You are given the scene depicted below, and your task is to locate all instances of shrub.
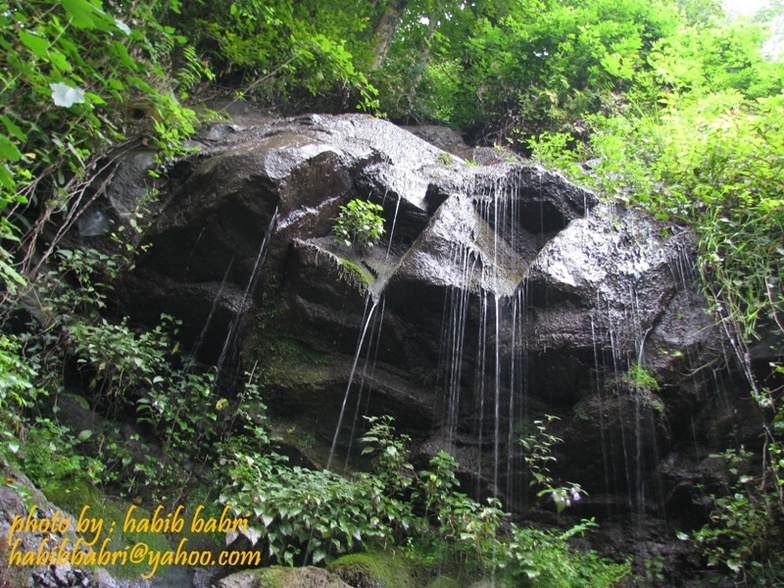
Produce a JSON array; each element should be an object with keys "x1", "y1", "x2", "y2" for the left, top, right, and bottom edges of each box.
[{"x1": 332, "y1": 198, "x2": 385, "y2": 249}]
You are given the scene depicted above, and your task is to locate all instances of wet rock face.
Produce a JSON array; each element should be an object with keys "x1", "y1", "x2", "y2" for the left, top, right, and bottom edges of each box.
[{"x1": 113, "y1": 112, "x2": 739, "y2": 532}]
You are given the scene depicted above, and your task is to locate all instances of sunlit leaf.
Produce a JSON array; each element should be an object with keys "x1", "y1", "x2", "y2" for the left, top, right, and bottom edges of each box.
[
  {"x1": 0, "y1": 136, "x2": 22, "y2": 162},
  {"x1": 1, "y1": 116, "x2": 27, "y2": 143},
  {"x1": 61, "y1": 0, "x2": 100, "y2": 29},
  {"x1": 0, "y1": 165, "x2": 15, "y2": 191},
  {"x1": 243, "y1": 526, "x2": 262, "y2": 546},
  {"x1": 18, "y1": 31, "x2": 49, "y2": 60}
]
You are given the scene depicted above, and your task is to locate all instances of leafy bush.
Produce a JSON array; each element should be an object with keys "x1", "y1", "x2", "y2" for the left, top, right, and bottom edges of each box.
[
  {"x1": 528, "y1": 19, "x2": 784, "y2": 582},
  {"x1": 332, "y1": 198, "x2": 385, "y2": 249},
  {"x1": 692, "y1": 448, "x2": 784, "y2": 586},
  {"x1": 12, "y1": 418, "x2": 104, "y2": 494},
  {"x1": 219, "y1": 415, "x2": 627, "y2": 584},
  {"x1": 220, "y1": 415, "x2": 418, "y2": 565},
  {"x1": 185, "y1": 0, "x2": 378, "y2": 110},
  {"x1": 507, "y1": 521, "x2": 630, "y2": 587}
]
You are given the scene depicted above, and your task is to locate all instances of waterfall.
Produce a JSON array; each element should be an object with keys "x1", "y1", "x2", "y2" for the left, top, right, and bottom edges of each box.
[{"x1": 214, "y1": 207, "x2": 279, "y2": 386}]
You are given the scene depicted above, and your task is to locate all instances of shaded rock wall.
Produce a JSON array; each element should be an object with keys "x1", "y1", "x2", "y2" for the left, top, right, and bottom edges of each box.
[{"x1": 107, "y1": 111, "x2": 754, "y2": 542}]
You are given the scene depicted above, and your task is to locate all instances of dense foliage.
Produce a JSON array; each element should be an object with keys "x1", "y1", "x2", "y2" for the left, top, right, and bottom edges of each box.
[
  {"x1": 220, "y1": 415, "x2": 628, "y2": 585},
  {"x1": 525, "y1": 8, "x2": 784, "y2": 584},
  {"x1": 1, "y1": 0, "x2": 784, "y2": 585}
]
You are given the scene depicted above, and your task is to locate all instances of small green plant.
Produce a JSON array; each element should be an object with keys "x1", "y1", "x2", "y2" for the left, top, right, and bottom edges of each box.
[
  {"x1": 520, "y1": 415, "x2": 584, "y2": 513},
  {"x1": 218, "y1": 413, "x2": 627, "y2": 583},
  {"x1": 623, "y1": 362, "x2": 660, "y2": 392},
  {"x1": 0, "y1": 334, "x2": 35, "y2": 447},
  {"x1": 332, "y1": 198, "x2": 385, "y2": 249},
  {"x1": 13, "y1": 418, "x2": 104, "y2": 494}
]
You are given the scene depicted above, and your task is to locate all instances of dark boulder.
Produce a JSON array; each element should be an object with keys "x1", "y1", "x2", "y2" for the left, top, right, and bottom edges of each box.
[{"x1": 105, "y1": 113, "x2": 748, "y2": 564}]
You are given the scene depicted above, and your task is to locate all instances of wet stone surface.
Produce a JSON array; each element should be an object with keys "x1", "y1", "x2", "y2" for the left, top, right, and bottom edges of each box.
[{"x1": 95, "y1": 111, "x2": 756, "y2": 585}]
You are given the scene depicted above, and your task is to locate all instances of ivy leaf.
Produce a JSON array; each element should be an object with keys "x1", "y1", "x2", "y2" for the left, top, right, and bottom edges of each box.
[
  {"x1": 225, "y1": 529, "x2": 238, "y2": 546},
  {"x1": 311, "y1": 549, "x2": 327, "y2": 564},
  {"x1": 243, "y1": 526, "x2": 262, "y2": 546},
  {"x1": 50, "y1": 82, "x2": 86, "y2": 107}
]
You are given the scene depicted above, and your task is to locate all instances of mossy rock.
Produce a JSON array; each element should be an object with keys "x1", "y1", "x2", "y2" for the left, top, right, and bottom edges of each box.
[
  {"x1": 329, "y1": 551, "x2": 419, "y2": 588},
  {"x1": 43, "y1": 479, "x2": 176, "y2": 579},
  {"x1": 425, "y1": 577, "x2": 461, "y2": 588},
  {"x1": 215, "y1": 566, "x2": 350, "y2": 588}
]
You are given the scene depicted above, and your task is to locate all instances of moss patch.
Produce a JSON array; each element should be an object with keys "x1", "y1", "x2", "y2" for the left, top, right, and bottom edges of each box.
[
  {"x1": 329, "y1": 550, "x2": 421, "y2": 588},
  {"x1": 339, "y1": 258, "x2": 375, "y2": 287},
  {"x1": 43, "y1": 479, "x2": 174, "y2": 579},
  {"x1": 425, "y1": 577, "x2": 461, "y2": 588},
  {"x1": 217, "y1": 566, "x2": 348, "y2": 588}
]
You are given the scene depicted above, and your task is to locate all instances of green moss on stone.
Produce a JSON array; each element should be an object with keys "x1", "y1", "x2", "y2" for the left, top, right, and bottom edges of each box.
[
  {"x1": 329, "y1": 550, "x2": 419, "y2": 588},
  {"x1": 339, "y1": 258, "x2": 375, "y2": 287},
  {"x1": 425, "y1": 577, "x2": 461, "y2": 588},
  {"x1": 43, "y1": 480, "x2": 174, "y2": 579},
  {"x1": 217, "y1": 566, "x2": 348, "y2": 588}
]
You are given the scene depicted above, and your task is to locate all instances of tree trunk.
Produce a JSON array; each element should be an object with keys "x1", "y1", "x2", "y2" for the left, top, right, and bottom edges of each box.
[{"x1": 372, "y1": 0, "x2": 409, "y2": 69}]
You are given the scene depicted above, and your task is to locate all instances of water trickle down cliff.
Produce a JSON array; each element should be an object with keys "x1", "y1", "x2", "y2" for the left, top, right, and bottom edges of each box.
[{"x1": 113, "y1": 111, "x2": 748, "y2": 550}]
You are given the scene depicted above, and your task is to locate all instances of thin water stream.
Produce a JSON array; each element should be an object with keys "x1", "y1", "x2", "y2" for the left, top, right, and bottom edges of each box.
[{"x1": 213, "y1": 207, "x2": 279, "y2": 386}]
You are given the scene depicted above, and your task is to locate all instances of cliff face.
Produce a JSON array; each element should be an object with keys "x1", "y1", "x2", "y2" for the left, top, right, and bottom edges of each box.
[{"x1": 108, "y1": 110, "x2": 753, "y2": 546}]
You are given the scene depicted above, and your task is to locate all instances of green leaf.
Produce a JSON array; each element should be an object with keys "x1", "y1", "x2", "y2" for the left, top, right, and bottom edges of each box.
[
  {"x1": 1, "y1": 115, "x2": 27, "y2": 142},
  {"x1": 312, "y1": 549, "x2": 327, "y2": 564},
  {"x1": 50, "y1": 82, "x2": 86, "y2": 107},
  {"x1": 18, "y1": 31, "x2": 49, "y2": 60},
  {"x1": 77, "y1": 429, "x2": 93, "y2": 441},
  {"x1": 0, "y1": 136, "x2": 22, "y2": 162},
  {"x1": 0, "y1": 165, "x2": 15, "y2": 191},
  {"x1": 61, "y1": 0, "x2": 100, "y2": 29}
]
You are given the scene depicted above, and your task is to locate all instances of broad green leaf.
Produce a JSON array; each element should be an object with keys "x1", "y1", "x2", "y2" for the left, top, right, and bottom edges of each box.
[
  {"x1": 18, "y1": 31, "x2": 49, "y2": 60},
  {"x1": 1, "y1": 115, "x2": 28, "y2": 142},
  {"x1": 243, "y1": 526, "x2": 261, "y2": 546},
  {"x1": 48, "y1": 50, "x2": 73, "y2": 73},
  {"x1": 0, "y1": 136, "x2": 22, "y2": 162},
  {"x1": 50, "y1": 82, "x2": 86, "y2": 107},
  {"x1": 312, "y1": 549, "x2": 326, "y2": 564},
  {"x1": 0, "y1": 165, "x2": 15, "y2": 191},
  {"x1": 61, "y1": 0, "x2": 100, "y2": 29}
]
